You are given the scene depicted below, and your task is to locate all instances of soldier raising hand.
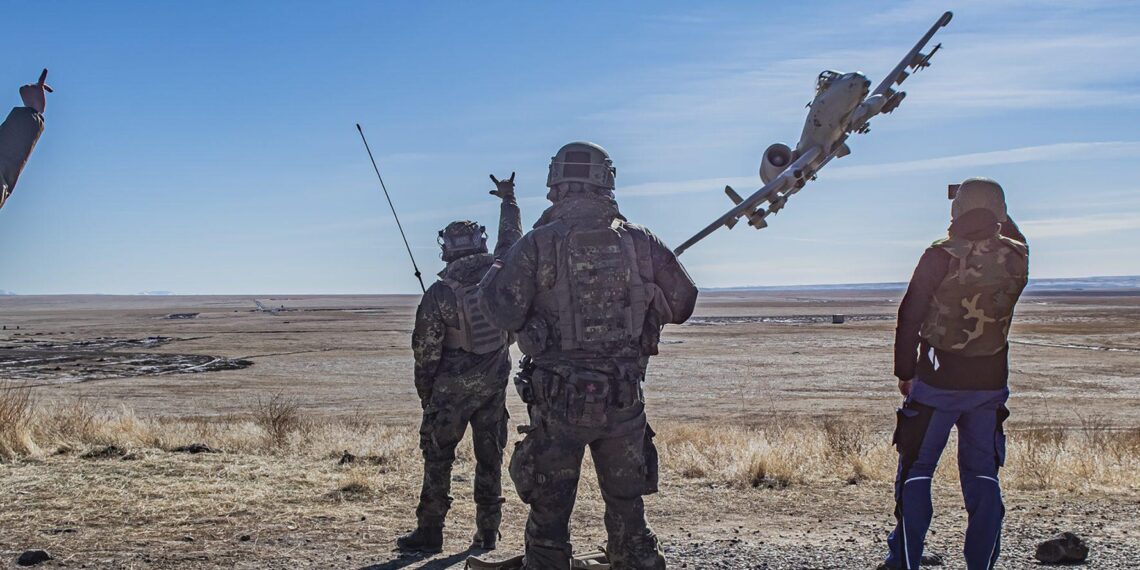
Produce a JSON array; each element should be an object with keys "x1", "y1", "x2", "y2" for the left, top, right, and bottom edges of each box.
[{"x1": 398, "y1": 171, "x2": 524, "y2": 554}]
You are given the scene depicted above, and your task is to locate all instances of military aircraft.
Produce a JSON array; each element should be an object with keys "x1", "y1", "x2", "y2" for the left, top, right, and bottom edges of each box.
[{"x1": 673, "y1": 11, "x2": 953, "y2": 255}]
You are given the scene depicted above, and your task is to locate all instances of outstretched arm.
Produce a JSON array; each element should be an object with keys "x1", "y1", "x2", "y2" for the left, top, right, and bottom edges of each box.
[
  {"x1": 478, "y1": 234, "x2": 538, "y2": 333},
  {"x1": 0, "y1": 69, "x2": 50, "y2": 212},
  {"x1": 646, "y1": 229, "x2": 699, "y2": 324},
  {"x1": 489, "y1": 172, "x2": 523, "y2": 257}
]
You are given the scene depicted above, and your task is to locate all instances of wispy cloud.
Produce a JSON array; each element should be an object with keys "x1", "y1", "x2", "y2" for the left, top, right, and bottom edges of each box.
[
  {"x1": 623, "y1": 176, "x2": 755, "y2": 198},
  {"x1": 828, "y1": 142, "x2": 1140, "y2": 180},
  {"x1": 622, "y1": 142, "x2": 1140, "y2": 198},
  {"x1": 1020, "y1": 212, "x2": 1140, "y2": 238}
]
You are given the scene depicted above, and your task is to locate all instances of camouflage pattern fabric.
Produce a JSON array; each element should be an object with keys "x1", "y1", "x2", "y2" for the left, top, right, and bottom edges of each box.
[
  {"x1": 410, "y1": 198, "x2": 522, "y2": 532},
  {"x1": 478, "y1": 197, "x2": 696, "y2": 362},
  {"x1": 0, "y1": 107, "x2": 45, "y2": 213},
  {"x1": 920, "y1": 234, "x2": 1028, "y2": 356},
  {"x1": 509, "y1": 363, "x2": 663, "y2": 570},
  {"x1": 479, "y1": 193, "x2": 696, "y2": 570},
  {"x1": 417, "y1": 356, "x2": 510, "y2": 530}
]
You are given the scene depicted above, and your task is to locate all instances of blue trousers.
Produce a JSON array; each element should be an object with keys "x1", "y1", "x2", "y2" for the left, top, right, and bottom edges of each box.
[{"x1": 885, "y1": 382, "x2": 1010, "y2": 570}]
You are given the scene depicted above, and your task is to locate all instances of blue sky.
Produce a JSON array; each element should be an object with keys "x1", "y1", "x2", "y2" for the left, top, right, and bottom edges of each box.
[{"x1": 1, "y1": 0, "x2": 1139, "y2": 294}]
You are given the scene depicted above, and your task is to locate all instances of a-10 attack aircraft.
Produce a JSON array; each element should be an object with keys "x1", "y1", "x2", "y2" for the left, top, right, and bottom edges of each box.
[{"x1": 673, "y1": 11, "x2": 954, "y2": 256}]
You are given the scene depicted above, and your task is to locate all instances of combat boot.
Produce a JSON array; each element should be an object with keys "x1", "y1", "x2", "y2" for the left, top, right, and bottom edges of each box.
[
  {"x1": 472, "y1": 528, "x2": 498, "y2": 550},
  {"x1": 396, "y1": 526, "x2": 443, "y2": 553}
]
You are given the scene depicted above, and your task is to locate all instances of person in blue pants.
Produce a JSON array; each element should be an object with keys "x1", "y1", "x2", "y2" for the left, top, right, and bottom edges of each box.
[{"x1": 880, "y1": 178, "x2": 1029, "y2": 570}]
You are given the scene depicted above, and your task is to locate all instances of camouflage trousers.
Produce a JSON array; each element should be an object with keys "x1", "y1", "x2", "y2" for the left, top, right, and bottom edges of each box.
[
  {"x1": 510, "y1": 371, "x2": 663, "y2": 570},
  {"x1": 416, "y1": 373, "x2": 509, "y2": 532}
]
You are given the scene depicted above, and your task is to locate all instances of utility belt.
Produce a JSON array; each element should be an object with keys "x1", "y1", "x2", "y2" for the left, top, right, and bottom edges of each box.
[{"x1": 514, "y1": 356, "x2": 644, "y2": 428}]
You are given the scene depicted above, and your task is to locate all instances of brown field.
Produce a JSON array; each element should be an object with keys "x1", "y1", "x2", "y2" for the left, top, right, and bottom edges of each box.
[{"x1": 1, "y1": 291, "x2": 1139, "y2": 569}]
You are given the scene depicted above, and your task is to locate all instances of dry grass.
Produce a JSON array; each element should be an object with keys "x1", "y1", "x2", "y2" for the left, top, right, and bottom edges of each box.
[
  {"x1": 656, "y1": 418, "x2": 1140, "y2": 492},
  {"x1": 1, "y1": 395, "x2": 1138, "y2": 567},
  {"x1": 0, "y1": 383, "x2": 38, "y2": 458},
  {"x1": 3, "y1": 392, "x2": 1138, "y2": 495}
]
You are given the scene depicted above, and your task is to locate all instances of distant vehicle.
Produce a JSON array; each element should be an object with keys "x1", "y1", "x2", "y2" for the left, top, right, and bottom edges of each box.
[
  {"x1": 674, "y1": 11, "x2": 953, "y2": 255},
  {"x1": 252, "y1": 300, "x2": 287, "y2": 315}
]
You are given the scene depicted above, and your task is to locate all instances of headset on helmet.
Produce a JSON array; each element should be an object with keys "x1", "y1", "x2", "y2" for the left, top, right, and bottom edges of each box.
[
  {"x1": 438, "y1": 220, "x2": 487, "y2": 262},
  {"x1": 547, "y1": 141, "x2": 616, "y2": 190}
]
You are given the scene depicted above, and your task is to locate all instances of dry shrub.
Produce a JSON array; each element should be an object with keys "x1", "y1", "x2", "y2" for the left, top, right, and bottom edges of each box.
[
  {"x1": 0, "y1": 383, "x2": 38, "y2": 458},
  {"x1": 1011, "y1": 426, "x2": 1066, "y2": 490},
  {"x1": 821, "y1": 417, "x2": 871, "y2": 459},
  {"x1": 250, "y1": 393, "x2": 305, "y2": 447}
]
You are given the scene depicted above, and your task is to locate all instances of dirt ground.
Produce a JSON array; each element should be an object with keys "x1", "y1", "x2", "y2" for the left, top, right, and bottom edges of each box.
[{"x1": 2, "y1": 291, "x2": 1139, "y2": 568}]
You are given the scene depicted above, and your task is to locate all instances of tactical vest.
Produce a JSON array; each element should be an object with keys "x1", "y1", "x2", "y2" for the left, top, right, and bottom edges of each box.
[
  {"x1": 441, "y1": 279, "x2": 508, "y2": 355},
  {"x1": 920, "y1": 234, "x2": 1028, "y2": 357},
  {"x1": 529, "y1": 223, "x2": 652, "y2": 357}
]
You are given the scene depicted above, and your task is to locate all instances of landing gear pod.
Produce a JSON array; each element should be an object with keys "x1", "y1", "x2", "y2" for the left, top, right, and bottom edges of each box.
[{"x1": 759, "y1": 143, "x2": 796, "y2": 184}]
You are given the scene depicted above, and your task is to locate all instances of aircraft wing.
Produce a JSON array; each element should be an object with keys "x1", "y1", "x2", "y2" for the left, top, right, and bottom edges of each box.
[
  {"x1": 674, "y1": 148, "x2": 820, "y2": 255},
  {"x1": 870, "y1": 11, "x2": 952, "y2": 99}
]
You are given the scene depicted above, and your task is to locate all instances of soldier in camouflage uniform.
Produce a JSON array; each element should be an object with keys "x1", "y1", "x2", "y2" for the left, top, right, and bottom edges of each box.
[
  {"x1": 477, "y1": 142, "x2": 698, "y2": 570},
  {"x1": 880, "y1": 178, "x2": 1029, "y2": 570},
  {"x1": 0, "y1": 69, "x2": 51, "y2": 214},
  {"x1": 397, "y1": 173, "x2": 524, "y2": 553}
]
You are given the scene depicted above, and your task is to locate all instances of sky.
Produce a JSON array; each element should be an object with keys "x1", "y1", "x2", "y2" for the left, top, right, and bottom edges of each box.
[{"x1": 1, "y1": 0, "x2": 1139, "y2": 294}]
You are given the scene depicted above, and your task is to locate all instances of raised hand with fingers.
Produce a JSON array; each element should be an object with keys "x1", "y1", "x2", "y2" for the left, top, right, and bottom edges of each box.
[
  {"x1": 488, "y1": 172, "x2": 516, "y2": 201},
  {"x1": 19, "y1": 69, "x2": 53, "y2": 115}
]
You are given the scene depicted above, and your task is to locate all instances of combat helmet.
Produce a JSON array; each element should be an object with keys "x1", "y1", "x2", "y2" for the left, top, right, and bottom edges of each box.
[
  {"x1": 438, "y1": 220, "x2": 487, "y2": 262},
  {"x1": 546, "y1": 141, "x2": 616, "y2": 190},
  {"x1": 951, "y1": 177, "x2": 1007, "y2": 222}
]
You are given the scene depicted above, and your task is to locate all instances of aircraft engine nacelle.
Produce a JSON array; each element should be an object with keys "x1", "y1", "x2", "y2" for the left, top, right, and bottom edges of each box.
[{"x1": 759, "y1": 143, "x2": 796, "y2": 184}]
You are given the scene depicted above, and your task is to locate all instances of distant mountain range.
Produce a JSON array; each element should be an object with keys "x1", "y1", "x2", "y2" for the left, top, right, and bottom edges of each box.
[{"x1": 708, "y1": 276, "x2": 1140, "y2": 292}]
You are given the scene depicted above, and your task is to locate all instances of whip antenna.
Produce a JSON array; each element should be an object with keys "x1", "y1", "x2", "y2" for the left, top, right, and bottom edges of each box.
[{"x1": 356, "y1": 124, "x2": 426, "y2": 293}]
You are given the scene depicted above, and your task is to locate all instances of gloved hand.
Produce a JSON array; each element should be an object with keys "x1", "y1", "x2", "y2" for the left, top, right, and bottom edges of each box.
[
  {"x1": 19, "y1": 69, "x2": 52, "y2": 114},
  {"x1": 489, "y1": 172, "x2": 516, "y2": 201}
]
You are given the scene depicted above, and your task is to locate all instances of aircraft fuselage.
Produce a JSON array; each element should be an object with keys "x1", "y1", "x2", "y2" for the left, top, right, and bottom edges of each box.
[{"x1": 797, "y1": 71, "x2": 871, "y2": 156}]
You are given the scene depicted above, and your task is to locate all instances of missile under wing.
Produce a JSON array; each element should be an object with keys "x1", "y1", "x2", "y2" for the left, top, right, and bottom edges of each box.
[{"x1": 674, "y1": 11, "x2": 953, "y2": 256}]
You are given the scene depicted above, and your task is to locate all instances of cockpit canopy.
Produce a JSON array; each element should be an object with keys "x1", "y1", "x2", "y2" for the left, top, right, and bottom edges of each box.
[{"x1": 816, "y1": 70, "x2": 843, "y2": 94}]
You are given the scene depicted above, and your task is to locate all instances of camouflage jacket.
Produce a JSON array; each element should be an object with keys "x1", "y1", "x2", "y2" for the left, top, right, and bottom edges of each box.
[
  {"x1": 894, "y1": 213, "x2": 1028, "y2": 385},
  {"x1": 477, "y1": 196, "x2": 698, "y2": 365},
  {"x1": 0, "y1": 107, "x2": 45, "y2": 213},
  {"x1": 411, "y1": 198, "x2": 523, "y2": 401}
]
